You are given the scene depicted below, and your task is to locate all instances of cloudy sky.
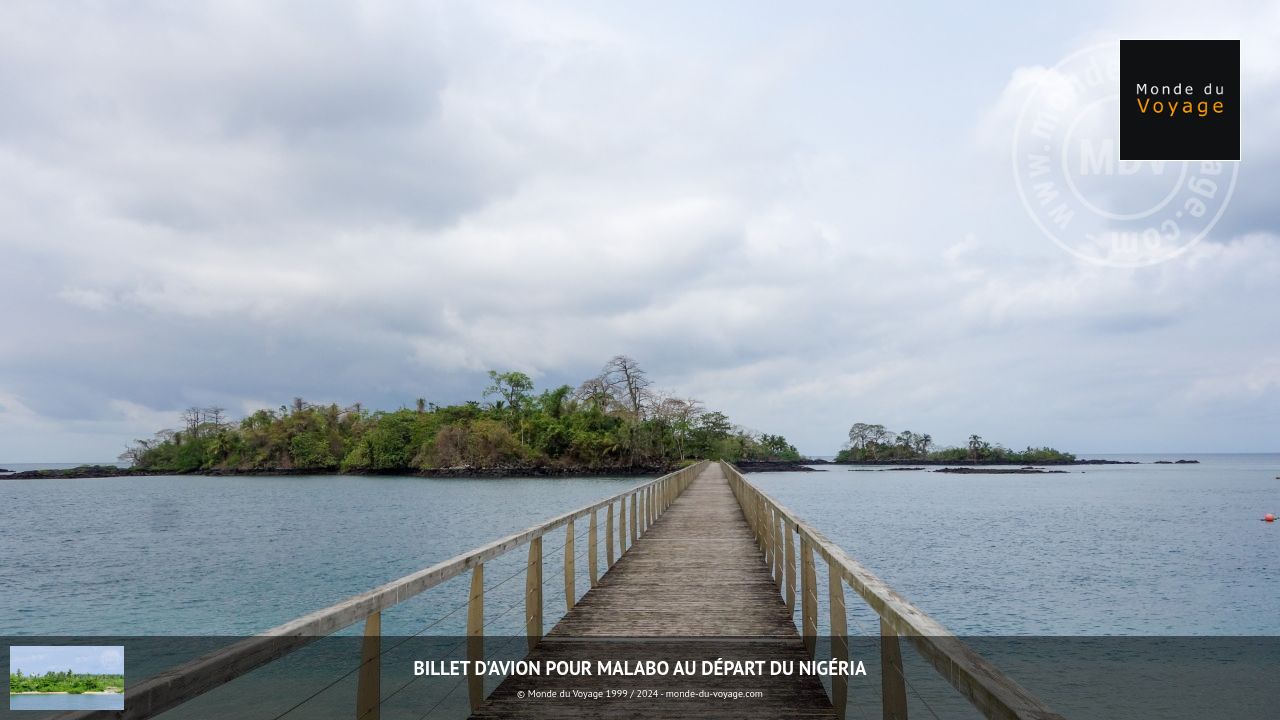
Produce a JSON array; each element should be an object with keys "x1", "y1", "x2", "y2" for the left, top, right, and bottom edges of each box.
[
  {"x1": 1, "y1": 0, "x2": 1277, "y2": 461},
  {"x1": 10, "y1": 645, "x2": 123, "y2": 675}
]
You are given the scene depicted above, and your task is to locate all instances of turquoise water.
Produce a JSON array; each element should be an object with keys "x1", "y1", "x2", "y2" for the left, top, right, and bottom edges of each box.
[
  {"x1": 9, "y1": 694, "x2": 124, "y2": 711},
  {"x1": 752, "y1": 453, "x2": 1280, "y2": 635}
]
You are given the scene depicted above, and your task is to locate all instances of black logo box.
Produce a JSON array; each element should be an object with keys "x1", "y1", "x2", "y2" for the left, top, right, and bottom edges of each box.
[{"x1": 1120, "y1": 39, "x2": 1240, "y2": 161}]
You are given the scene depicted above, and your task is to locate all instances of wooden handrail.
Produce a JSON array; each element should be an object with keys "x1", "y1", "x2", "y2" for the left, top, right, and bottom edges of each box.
[
  {"x1": 720, "y1": 461, "x2": 1065, "y2": 720},
  {"x1": 53, "y1": 461, "x2": 708, "y2": 720}
]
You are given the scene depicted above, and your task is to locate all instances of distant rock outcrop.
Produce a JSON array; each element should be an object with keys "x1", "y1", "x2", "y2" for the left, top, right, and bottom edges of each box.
[
  {"x1": 3, "y1": 464, "x2": 136, "y2": 480},
  {"x1": 935, "y1": 467, "x2": 1069, "y2": 474},
  {"x1": 734, "y1": 461, "x2": 821, "y2": 473}
]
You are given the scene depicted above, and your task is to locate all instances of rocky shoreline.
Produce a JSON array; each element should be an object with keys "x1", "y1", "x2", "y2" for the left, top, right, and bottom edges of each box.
[
  {"x1": 935, "y1": 466, "x2": 1068, "y2": 474},
  {"x1": 1, "y1": 457, "x2": 1203, "y2": 480},
  {"x1": 0, "y1": 463, "x2": 682, "y2": 480},
  {"x1": 735, "y1": 458, "x2": 1201, "y2": 473}
]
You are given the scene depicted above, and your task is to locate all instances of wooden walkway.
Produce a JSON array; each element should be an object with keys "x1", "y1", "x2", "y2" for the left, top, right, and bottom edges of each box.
[{"x1": 469, "y1": 463, "x2": 834, "y2": 719}]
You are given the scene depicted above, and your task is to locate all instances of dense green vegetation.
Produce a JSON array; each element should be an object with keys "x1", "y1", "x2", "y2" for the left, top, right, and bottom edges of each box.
[
  {"x1": 834, "y1": 423, "x2": 1075, "y2": 464},
  {"x1": 9, "y1": 670, "x2": 123, "y2": 694},
  {"x1": 123, "y1": 356, "x2": 802, "y2": 473}
]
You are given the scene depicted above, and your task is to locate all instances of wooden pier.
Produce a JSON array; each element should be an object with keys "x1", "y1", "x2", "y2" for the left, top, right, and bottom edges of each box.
[
  {"x1": 469, "y1": 462, "x2": 834, "y2": 719},
  {"x1": 56, "y1": 460, "x2": 1065, "y2": 720}
]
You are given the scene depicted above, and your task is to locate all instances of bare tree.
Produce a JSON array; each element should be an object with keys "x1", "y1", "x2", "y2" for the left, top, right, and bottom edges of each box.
[
  {"x1": 574, "y1": 375, "x2": 614, "y2": 410},
  {"x1": 182, "y1": 407, "x2": 203, "y2": 437},
  {"x1": 204, "y1": 407, "x2": 227, "y2": 430},
  {"x1": 602, "y1": 355, "x2": 651, "y2": 419}
]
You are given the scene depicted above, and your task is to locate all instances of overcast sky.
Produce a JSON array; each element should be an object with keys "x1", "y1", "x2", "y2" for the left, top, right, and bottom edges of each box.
[
  {"x1": 10, "y1": 645, "x2": 123, "y2": 675},
  {"x1": 2, "y1": 1, "x2": 1278, "y2": 461}
]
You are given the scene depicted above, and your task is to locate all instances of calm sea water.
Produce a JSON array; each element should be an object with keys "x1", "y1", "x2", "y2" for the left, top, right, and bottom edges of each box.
[
  {"x1": 752, "y1": 453, "x2": 1280, "y2": 636},
  {"x1": 9, "y1": 694, "x2": 124, "y2": 711},
  {"x1": 2, "y1": 455, "x2": 1275, "y2": 637},
  {"x1": 2, "y1": 457, "x2": 1277, "y2": 719},
  {"x1": 0, "y1": 472, "x2": 647, "y2": 636}
]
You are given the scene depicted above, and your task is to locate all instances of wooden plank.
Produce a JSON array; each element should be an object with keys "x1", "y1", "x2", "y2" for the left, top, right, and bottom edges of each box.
[
  {"x1": 564, "y1": 518, "x2": 575, "y2": 611},
  {"x1": 471, "y1": 463, "x2": 834, "y2": 719},
  {"x1": 630, "y1": 492, "x2": 638, "y2": 544},
  {"x1": 467, "y1": 565, "x2": 484, "y2": 711},
  {"x1": 801, "y1": 536, "x2": 817, "y2": 658},
  {"x1": 830, "y1": 572, "x2": 849, "y2": 720},
  {"x1": 881, "y1": 618, "x2": 909, "y2": 720},
  {"x1": 525, "y1": 536, "x2": 543, "y2": 651},
  {"x1": 355, "y1": 611, "x2": 380, "y2": 720},
  {"x1": 588, "y1": 509, "x2": 599, "y2": 587},
  {"x1": 619, "y1": 496, "x2": 628, "y2": 554},
  {"x1": 606, "y1": 503, "x2": 615, "y2": 566},
  {"x1": 773, "y1": 507, "x2": 784, "y2": 590},
  {"x1": 785, "y1": 520, "x2": 797, "y2": 614}
]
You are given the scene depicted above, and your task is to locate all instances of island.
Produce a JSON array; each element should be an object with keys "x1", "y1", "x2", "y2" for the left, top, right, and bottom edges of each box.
[
  {"x1": 9, "y1": 670, "x2": 124, "y2": 696},
  {"x1": 6, "y1": 357, "x2": 805, "y2": 480}
]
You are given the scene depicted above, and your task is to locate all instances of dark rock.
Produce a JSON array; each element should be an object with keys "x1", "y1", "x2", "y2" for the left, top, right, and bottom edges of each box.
[
  {"x1": 2, "y1": 464, "x2": 136, "y2": 480},
  {"x1": 1073, "y1": 459, "x2": 1140, "y2": 465},
  {"x1": 1174, "y1": 459, "x2": 1200, "y2": 464},
  {"x1": 734, "y1": 461, "x2": 820, "y2": 473},
  {"x1": 935, "y1": 467, "x2": 1069, "y2": 474}
]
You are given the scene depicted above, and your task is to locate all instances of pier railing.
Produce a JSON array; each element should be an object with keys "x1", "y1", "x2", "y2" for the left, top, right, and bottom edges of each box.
[
  {"x1": 721, "y1": 461, "x2": 1065, "y2": 720},
  {"x1": 56, "y1": 460, "x2": 708, "y2": 720}
]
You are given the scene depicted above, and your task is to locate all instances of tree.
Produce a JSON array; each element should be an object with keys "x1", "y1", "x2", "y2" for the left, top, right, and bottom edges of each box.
[
  {"x1": 575, "y1": 376, "x2": 614, "y2": 410},
  {"x1": 485, "y1": 371, "x2": 534, "y2": 446},
  {"x1": 968, "y1": 434, "x2": 984, "y2": 462},
  {"x1": 602, "y1": 355, "x2": 651, "y2": 419},
  {"x1": 914, "y1": 433, "x2": 933, "y2": 456},
  {"x1": 205, "y1": 406, "x2": 227, "y2": 430},
  {"x1": 846, "y1": 423, "x2": 875, "y2": 451},
  {"x1": 125, "y1": 355, "x2": 804, "y2": 472},
  {"x1": 182, "y1": 407, "x2": 203, "y2": 437}
]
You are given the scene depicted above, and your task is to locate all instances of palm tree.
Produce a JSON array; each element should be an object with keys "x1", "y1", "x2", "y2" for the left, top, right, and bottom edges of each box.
[{"x1": 968, "y1": 434, "x2": 983, "y2": 463}]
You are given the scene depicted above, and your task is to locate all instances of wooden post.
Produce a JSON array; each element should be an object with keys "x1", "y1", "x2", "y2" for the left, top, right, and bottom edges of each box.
[
  {"x1": 830, "y1": 571, "x2": 849, "y2": 720},
  {"x1": 752, "y1": 491, "x2": 762, "y2": 548},
  {"x1": 801, "y1": 537, "x2": 817, "y2": 658},
  {"x1": 880, "y1": 618, "x2": 908, "y2": 720},
  {"x1": 467, "y1": 565, "x2": 484, "y2": 711},
  {"x1": 355, "y1": 611, "x2": 380, "y2": 720},
  {"x1": 750, "y1": 492, "x2": 760, "y2": 541},
  {"x1": 564, "y1": 519, "x2": 575, "y2": 611},
  {"x1": 619, "y1": 498, "x2": 628, "y2": 553},
  {"x1": 606, "y1": 503, "x2": 616, "y2": 566},
  {"x1": 630, "y1": 493, "x2": 638, "y2": 544},
  {"x1": 772, "y1": 509, "x2": 784, "y2": 590},
  {"x1": 752, "y1": 497, "x2": 762, "y2": 550},
  {"x1": 588, "y1": 510, "x2": 599, "y2": 587},
  {"x1": 525, "y1": 537, "x2": 542, "y2": 651},
  {"x1": 640, "y1": 487, "x2": 648, "y2": 534},
  {"x1": 785, "y1": 522, "x2": 797, "y2": 614},
  {"x1": 763, "y1": 504, "x2": 774, "y2": 568}
]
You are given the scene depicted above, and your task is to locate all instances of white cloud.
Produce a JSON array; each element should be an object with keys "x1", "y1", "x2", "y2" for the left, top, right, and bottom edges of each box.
[{"x1": 1, "y1": 1, "x2": 1279, "y2": 459}]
